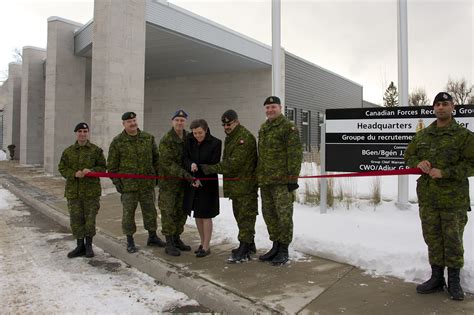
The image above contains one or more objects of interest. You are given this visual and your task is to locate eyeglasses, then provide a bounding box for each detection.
[222,121,235,127]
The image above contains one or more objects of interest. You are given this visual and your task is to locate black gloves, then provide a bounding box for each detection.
[287,183,299,192]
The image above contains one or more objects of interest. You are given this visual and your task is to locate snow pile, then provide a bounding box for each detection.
[211,163,474,293]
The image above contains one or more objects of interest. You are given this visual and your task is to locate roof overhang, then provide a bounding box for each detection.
[74,0,271,80]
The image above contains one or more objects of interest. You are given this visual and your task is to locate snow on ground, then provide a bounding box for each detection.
[210,163,474,293]
[0,189,199,313]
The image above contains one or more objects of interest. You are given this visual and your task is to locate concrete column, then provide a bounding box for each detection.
[44,17,87,174]
[20,47,46,165]
[0,83,7,150]
[90,0,146,153]
[3,63,22,159]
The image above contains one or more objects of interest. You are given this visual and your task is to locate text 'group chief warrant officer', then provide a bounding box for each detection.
[405,92,474,301]
[257,96,303,266]
[59,122,106,259]
[107,112,166,253]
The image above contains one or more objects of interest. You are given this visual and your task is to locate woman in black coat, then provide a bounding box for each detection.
[183,119,222,257]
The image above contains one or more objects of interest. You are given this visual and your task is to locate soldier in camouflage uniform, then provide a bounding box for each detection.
[405,92,474,301]
[107,112,165,253]
[58,122,106,259]
[158,110,194,256]
[201,110,258,263]
[257,96,303,266]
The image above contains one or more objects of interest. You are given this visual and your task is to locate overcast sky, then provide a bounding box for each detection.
[0,0,472,104]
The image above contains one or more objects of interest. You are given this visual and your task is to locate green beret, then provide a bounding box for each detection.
[263,96,281,106]
[122,112,136,120]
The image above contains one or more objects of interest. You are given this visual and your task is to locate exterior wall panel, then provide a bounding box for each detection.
[285,53,363,150]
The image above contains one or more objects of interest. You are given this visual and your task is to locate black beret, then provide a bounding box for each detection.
[263,96,281,106]
[171,109,188,120]
[74,122,89,132]
[221,109,238,123]
[433,92,453,105]
[122,111,137,120]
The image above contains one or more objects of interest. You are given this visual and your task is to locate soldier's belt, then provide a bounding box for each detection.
[85,168,423,181]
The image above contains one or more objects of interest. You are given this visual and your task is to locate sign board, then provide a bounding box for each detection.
[325,105,474,172]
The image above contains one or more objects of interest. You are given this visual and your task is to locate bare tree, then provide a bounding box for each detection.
[409,87,430,106]
[446,78,473,105]
[12,48,23,63]
[0,69,7,83]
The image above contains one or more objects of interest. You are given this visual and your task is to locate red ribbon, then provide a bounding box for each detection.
[85,168,423,181]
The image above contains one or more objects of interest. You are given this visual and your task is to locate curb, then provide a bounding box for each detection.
[1,179,275,314]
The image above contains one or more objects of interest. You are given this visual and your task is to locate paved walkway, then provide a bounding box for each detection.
[1,161,473,314]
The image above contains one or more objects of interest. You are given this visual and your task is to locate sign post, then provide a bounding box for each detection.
[320,122,327,214]
[397,0,410,209]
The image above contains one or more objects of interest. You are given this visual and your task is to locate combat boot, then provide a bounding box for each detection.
[271,243,289,266]
[231,242,243,255]
[173,235,191,251]
[447,268,464,301]
[249,242,256,254]
[85,236,94,258]
[147,230,166,247]
[232,241,256,255]
[165,236,181,256]
[228,242,250,263]
[126,235,137,253]
[259,241,279,262]
[67,238,86,258]
[416,265,446,294]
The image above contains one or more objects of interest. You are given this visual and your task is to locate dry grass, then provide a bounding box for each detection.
[370,177,381,206]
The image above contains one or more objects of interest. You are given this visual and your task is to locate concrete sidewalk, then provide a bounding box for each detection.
[1,161,473,314]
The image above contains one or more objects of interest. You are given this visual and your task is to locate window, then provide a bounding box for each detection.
[316,112,324,151]
[285,107,296,124]
[301,110,310,151]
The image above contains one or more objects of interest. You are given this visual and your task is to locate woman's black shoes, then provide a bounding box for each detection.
[196,248,211,257]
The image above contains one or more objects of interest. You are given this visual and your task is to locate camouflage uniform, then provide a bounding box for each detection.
[107,129,159,236]
[205,124,258,243]
[58,141,106,239]
[405,120,474,268]
[158,128,192,236]
[257,114,303,245]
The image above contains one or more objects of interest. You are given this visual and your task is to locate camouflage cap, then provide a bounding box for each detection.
[433,92,453,105]
[263,96,281,106]
[74,122,89,132]
[122,112,136,120]
[221,109,238,123]
[171,109,188,120]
